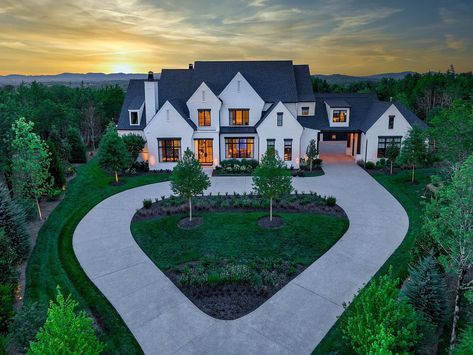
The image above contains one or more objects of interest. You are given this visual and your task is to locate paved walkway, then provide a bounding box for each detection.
[73,159,409,354]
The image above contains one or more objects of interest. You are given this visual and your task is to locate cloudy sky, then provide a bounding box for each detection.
[0,0,471,75]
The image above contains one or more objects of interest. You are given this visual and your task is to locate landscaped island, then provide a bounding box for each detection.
[132,194,348,319]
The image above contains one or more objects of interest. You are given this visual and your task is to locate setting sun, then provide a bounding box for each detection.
[110,64,134,73]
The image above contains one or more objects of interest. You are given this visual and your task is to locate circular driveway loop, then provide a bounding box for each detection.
[73,160,408,355]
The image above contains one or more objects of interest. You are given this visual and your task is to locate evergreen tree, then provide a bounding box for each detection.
[46,140,66,189]
[252,150,292,221]
[455,327,473,355]
[122,134,146,167]
[344,269,420,354]
[398,126,428,183]
[67,127,87,163]
[403,253,448,326]
[305,139,318,171]
[0,228,17,285]
[28,287,104,354]
[10,117,52,220]
[170,148,210,221]
[0,182,30,261]
[97,123,129,183]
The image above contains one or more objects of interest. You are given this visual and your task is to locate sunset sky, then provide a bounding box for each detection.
[0,0,472,76]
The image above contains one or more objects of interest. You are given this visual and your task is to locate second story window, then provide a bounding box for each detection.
[388,115,395,129]
[229,109,249,125]
[333,110,347,123]
[277,112,283,126]
[129,111,139,125]
[198,109,211,126]
[301,107,309,116]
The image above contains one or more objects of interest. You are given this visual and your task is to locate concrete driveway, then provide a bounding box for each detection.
[73,161,408,354]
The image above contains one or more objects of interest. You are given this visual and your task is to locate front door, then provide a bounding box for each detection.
[195,139,213,165]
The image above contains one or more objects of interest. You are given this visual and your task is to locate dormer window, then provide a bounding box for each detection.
[301,107,309,116]
[129,111,139,125]
[277,112,283,126]
[332,110,347,123]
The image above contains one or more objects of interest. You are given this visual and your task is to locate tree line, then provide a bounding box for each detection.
[312,66,473,121]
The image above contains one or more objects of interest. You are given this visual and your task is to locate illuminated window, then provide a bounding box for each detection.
[158,138,181,162]
[129,111,139,125]
[332,110,347,123]
[284,139,292,161]
[388,115,395,129]
[229,109,249,125]
[301,107,309,116]
[198,109,211,126]
[277,112,283,126]
[377,136,401,158]
[225,137,254,158]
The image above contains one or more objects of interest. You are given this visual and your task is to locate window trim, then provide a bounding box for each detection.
[388,115,395,129]
[284,139,292,161]
[301,106,310,116]
[377,136,402,158]
[129,111,140,126]
[332,109,348,123]
[229,109,250,126]
[157,138,181,162]
[224,137,254,159]
[198,109,211,126]
[267,138,275,152]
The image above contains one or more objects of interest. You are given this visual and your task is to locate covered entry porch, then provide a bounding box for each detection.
[317,130,362,162]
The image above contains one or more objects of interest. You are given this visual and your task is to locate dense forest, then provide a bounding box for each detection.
[312,66,473,121]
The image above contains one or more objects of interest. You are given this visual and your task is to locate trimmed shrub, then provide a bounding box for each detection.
[402,253,448,327]
[325,196,336,206]
[8,302,47,352]
[66,128,87,163]
[0,182,30,262]
[344,269,420,354]
[142,199,152,209]
[365,161,376,169]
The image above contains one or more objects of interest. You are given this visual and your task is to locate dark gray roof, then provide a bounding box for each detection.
[219,126,257,134]
[255,103,277,128]
[293,65,315,102]
[324,99,351,108]
[168,98,196,130]
[297,93,427,132]
[118,60,315,130]
[117,80,147,130]
[129,96,144,110]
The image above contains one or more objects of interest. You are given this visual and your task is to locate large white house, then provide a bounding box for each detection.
[117,60,427,169]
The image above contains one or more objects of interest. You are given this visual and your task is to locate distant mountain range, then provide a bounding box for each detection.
[313,71,415,85]
[0,71,414,88]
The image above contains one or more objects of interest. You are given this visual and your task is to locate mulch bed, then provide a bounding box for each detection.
[177,217,203,229]
[258,216,284,229]
[165,265,305,320]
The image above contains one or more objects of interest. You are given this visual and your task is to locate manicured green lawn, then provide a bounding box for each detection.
[25,160,170,354]
[132,212,349,271]
[313,168,437,354]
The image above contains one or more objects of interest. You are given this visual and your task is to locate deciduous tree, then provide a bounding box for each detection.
[385,142,400,175]
[306,139,318,171]
[252,150,292,221]
[170,148,210,221]
[423,155,473,349]
[122,134,146,167]
[11,118,52,220]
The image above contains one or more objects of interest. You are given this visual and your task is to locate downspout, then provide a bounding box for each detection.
[364,138,368,166]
